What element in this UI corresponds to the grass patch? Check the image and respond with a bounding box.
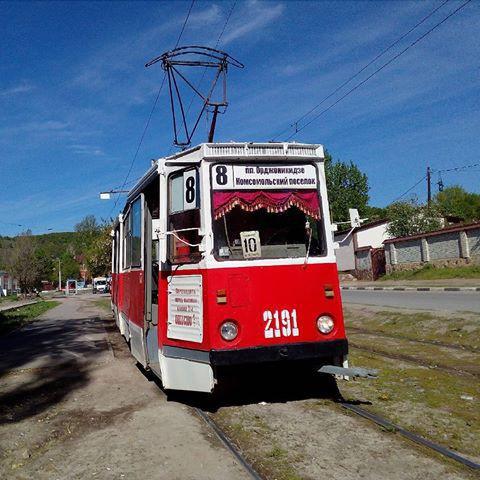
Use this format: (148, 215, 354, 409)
(344, 307, 480, 351)
(0, 294, 18, 304)
(94, 298, 112, 313)
(213, 410, 303, 480)
(0, 300, 60, 335)
(341, 349, 480, 458)
(380, 264, 480, 281)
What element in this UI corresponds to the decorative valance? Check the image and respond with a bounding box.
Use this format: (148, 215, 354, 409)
(213, 190, 320, 220)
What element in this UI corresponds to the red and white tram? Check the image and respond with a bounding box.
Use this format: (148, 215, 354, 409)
(110, 142, 348, 392)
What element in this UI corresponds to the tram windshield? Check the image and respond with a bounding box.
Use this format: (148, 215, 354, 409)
(212, 189, 325, 261)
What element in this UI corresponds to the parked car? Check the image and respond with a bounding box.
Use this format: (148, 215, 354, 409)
(93, 277, 107, 294)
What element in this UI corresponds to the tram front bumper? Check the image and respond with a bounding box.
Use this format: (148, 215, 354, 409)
(210, 339, 348, 367)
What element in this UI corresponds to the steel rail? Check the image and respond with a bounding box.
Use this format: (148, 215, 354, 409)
(193, 407, 263, 480)
(347, 326, 479, 354)
(350, 342, 479, 378)
(341, 403, 480, 470)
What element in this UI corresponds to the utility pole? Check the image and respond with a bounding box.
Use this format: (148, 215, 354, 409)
(427, 166, 431, 206)
(58, 258, 62, 291)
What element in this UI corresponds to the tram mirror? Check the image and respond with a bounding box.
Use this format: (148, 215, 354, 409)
(349, 208, 360, 228)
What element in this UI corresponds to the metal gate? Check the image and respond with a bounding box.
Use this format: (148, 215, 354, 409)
(371, 248, 386, 280)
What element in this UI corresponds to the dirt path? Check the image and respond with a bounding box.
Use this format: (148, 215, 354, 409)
(1, 296, 476, 480)
(0, 295, 250, 480)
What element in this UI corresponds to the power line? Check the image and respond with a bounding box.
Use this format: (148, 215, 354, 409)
(392, 175, 427, 203)
(284, 0, 472, 141)
(108, 0, 196, 217)
(437, 162, 480, 173)
(182, 0, 237, 142)
(271, 0, 451, 141)
(174, 0, 196, 49)
(215, 0, 237, 48)
(166, 1, 237, 158)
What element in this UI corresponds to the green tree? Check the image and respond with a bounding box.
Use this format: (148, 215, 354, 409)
(324, 150, 369, 223)
(35, 248, 54, 283)
(434, 186, 480, 223)
(59, 251, 80, 280)
(9, 231, 42, 293)
(75, 215, 101, 251)
(85, 224, 112, 277)
(364, 205, 388, 222)
(386, 200, 442, 238)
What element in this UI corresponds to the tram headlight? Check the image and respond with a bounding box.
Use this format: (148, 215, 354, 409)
(317, 315, 334, 334)
(220, 321, 238, 341)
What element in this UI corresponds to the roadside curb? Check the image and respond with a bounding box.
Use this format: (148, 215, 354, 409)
(341, 286, 480, 292)
(0, 300, 40, 313)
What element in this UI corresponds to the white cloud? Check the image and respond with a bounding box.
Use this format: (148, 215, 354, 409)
(0, 82, 35, 98)
(187, 4, 222, 27)
(69, 144, 106, 156)
(221, 1, 285, 45)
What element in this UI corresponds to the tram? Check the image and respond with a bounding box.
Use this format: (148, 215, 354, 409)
(110, 142, 348, 392)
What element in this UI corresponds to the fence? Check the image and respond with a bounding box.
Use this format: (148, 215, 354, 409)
(384, 223, 480, 273)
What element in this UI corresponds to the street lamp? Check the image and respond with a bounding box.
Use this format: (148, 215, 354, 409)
(99, 190, 129, 200)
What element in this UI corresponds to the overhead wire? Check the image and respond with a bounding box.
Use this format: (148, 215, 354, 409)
(391, 162, 479, 203)
(391, 175, 427, 203)
(271, 0, 451, 141)
(282, 0, 472, 141)
(108, 0, 196, 218)
(437, 162, 480, 173)
(180, 0, 238, 150)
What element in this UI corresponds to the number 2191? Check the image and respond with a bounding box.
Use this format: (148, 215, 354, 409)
(263, 309, 299, 339)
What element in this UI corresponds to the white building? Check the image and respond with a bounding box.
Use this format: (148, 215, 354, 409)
(334, 219, 392, 279)
(0, 271, 19, 296)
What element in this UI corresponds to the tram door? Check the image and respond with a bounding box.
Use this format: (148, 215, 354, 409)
(144, 192, 161, 377)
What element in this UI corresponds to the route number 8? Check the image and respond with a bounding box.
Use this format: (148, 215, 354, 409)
(216, 165, 228, 186)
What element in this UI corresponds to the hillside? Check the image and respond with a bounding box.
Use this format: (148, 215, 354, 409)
(0, 232, 82, 271)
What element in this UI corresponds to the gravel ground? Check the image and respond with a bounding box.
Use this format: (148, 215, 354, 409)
(0, 295, 476, 480)
(0, 295, 249, 480)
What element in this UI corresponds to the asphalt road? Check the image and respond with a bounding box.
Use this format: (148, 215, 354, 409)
(341, 289, 480, 313)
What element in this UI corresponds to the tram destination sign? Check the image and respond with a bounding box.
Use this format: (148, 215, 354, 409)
(212, 164, 317, 190)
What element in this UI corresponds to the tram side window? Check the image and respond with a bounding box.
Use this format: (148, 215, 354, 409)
(123, 212, 131, 269)
(123, 200, 142, 269)
(131, 198, 142, 267)
(168, 169, 201, 264)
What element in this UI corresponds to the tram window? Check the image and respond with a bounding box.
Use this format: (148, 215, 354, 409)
(123, 211, 131, 269)
(152, 240, 159, 304)
(212, 192, 325, 261)
(131, 198, 142, 267)
(168, 169, 201, 264)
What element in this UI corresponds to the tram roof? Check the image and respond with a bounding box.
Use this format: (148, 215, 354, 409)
(163, 142, 324, 165)
(123, 142, 324, 208)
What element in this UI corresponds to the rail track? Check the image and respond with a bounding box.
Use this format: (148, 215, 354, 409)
(340, 403, 480, 471)
(347, 326, 479, 354)
(349, 342, 480, 378)
(193, 407, 263, 480)
(192, 395, 480, 478)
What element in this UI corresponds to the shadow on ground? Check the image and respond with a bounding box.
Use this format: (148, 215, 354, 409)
(0, 298, 109, 425)
(151, 363, 369, 412)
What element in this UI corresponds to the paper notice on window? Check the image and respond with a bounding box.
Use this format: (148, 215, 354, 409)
(240, 231, 261, 259)
(167, 275, 203, 343)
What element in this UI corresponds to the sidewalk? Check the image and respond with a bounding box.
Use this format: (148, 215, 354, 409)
(0, 299, 40, 313)
(341, 278, 480, 292)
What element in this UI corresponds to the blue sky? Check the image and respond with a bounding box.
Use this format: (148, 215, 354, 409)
(1, 0, 479, 236)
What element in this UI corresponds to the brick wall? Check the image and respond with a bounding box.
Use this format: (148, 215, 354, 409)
(384, 224, 480, 272)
